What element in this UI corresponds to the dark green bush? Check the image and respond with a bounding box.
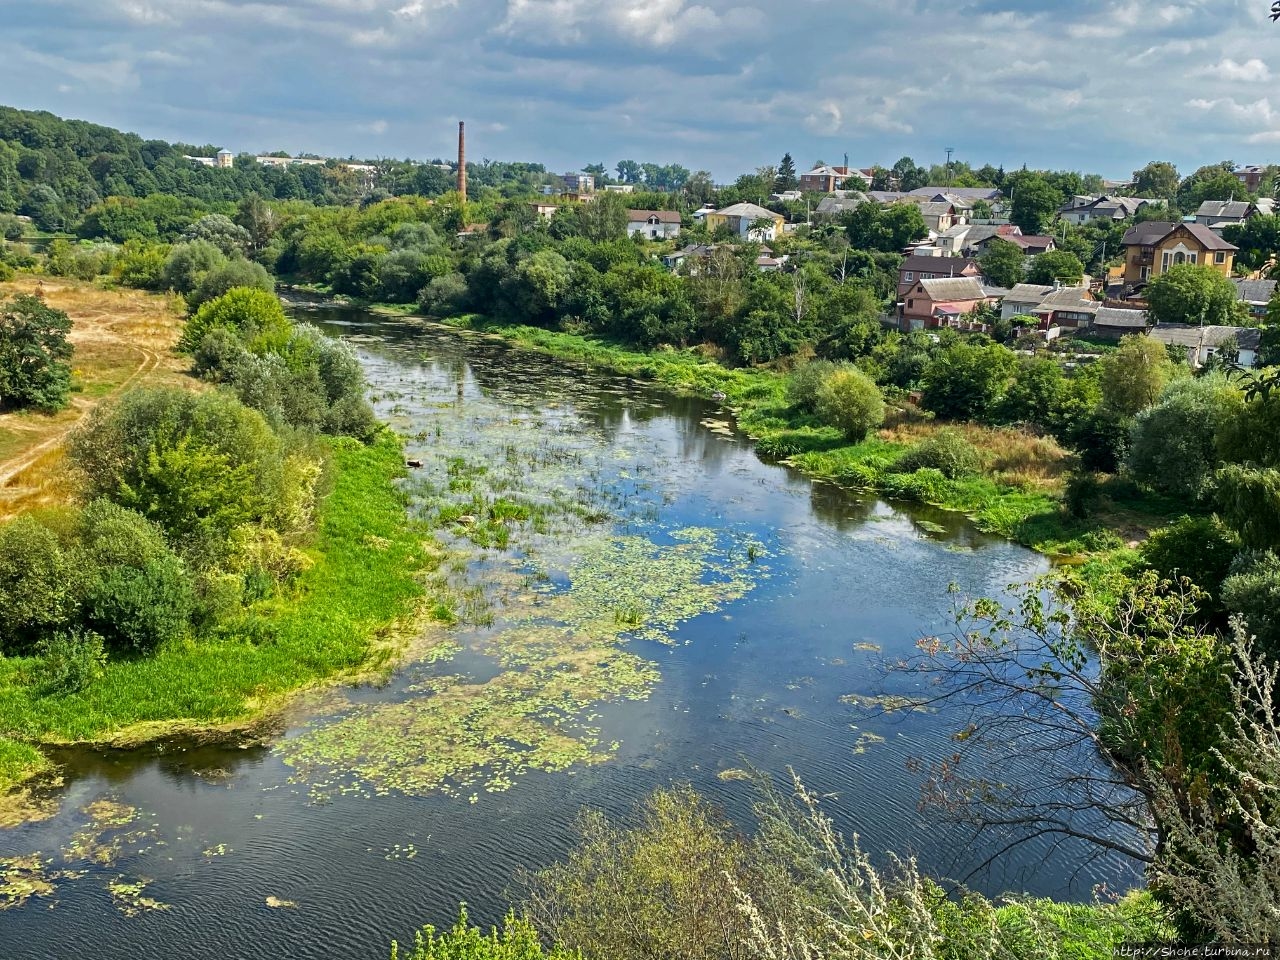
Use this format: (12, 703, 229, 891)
(814, 367, 885, 441)
(894, 430, 982, 480)
(84, 555, 193, 653)
(1222, 552, 1280, 657)
(785, 360, 837, 411)
(1141, 516, 1239, 599)
(34, 629, 107, 692)
(0, 516, 80, 653)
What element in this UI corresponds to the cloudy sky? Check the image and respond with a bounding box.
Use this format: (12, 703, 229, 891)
(3, 0, 1279, 179)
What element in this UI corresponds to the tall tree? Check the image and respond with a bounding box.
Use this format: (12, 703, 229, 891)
(1131, 161, 1181, 200)
(1025, 250, 1085, 286)
(979, 238, 1025, 289)
(1007, 173, 1061, 234)
(1099, 335, 1174, 417)
(0, 294, 74, 412)
(1145, 264, 1241, 327)
(775, 153, 798, 193)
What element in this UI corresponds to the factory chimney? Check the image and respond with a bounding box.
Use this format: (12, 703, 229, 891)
(457, 121, 467, 205)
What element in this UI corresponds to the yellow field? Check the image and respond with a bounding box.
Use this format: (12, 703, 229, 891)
(0, 277, 192, 520)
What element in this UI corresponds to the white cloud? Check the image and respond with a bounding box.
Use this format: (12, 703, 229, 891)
(1200, 58, 1272, 82)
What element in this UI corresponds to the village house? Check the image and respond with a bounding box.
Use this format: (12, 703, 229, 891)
(1233, 278, 1277, 320)
(912, 200, 963, 233)
(1234, 164, 1270, 193)
(799, 165, 865, 192)
(1030, 286, 1100, 332)
(1091, 305, 1150, 340)
(1194, 199, 1266, 231)
(898, 276, 992, 332)
(814, 193, 869, 219)
(1057, 195, 1149, 225)
(602, 184, 635, 193)
(626, 209, 682, 240)
(1000, 283, 1056, 320)
(906, 186, 1002, 203)
(1120, 221, 1237, 285)
(896, 254, 982, 298)
(562, 172, 595, 193)
(1148, 324, 1262, 369)
(972, 233, 1056, 255)
(530, 201, 561, 220)
(704, 202, 786, 241)
(937, 223, 1022, 257)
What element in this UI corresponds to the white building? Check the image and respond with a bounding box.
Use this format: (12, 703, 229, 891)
(626, 209, 682, 240)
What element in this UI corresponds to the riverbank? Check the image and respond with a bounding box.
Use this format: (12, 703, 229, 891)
(0, 431, 439, 800)
(382, 312, 1176, 558)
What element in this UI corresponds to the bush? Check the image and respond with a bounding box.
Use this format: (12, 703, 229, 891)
(181, 286, 290, 353)
(83, 555, 193, 653)
(34, 629, 107, 693)
(894, 430, 983, 479)
(419, 272, 469, 317)
(162, 240, 226, 295)
(814, 367, 885, 441)
(0, 293, 74, 412)
(785, 360, 837, 411)
(391, 908, 579, 960)
(1222, 552, 1280, 657)
(1141, 516, 1239, 599)
(186, 257, 275, 312)
(1064, 470, 1103, 519)
(114, 242, 169, 290)
(0, 516, 80, 652)
(1127, 377, 1242, 500)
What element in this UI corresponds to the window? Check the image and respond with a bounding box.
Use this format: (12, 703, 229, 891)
(908, 299, 915, 308)
(905, 272, 914, 281)
(1216, 251, 1226, 264)
(1188, 253, 1197, 264)
(1173, 252, 1185, 265)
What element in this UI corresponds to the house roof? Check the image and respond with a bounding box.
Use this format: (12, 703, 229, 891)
(1032, 287, 1099, 314)
(1005, 283, 1056, 304)
(1094, 306, 1149, 328)
(1195, 200, 1252, 219)
(714, 202, 779, 220)
(627, 209, 681, 223)
(803, 165, 852, 177)
(1004, 235, 1055, 251)
(900, 254, 980, 277)
(1233, 278, 1278, 305)
(867, 191, 910, 203)
(1121, 220, 1238, 251)
(916, 276, 987, 301)
(915, 201, 956, 217)
(1149, 324, 1262, 351)
(816, 195, 868, 215)
(907, 186, 1002, 201)
(931, 301, 973, 316)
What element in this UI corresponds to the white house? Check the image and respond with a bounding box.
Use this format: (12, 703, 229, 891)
(626, 209, 682, 240)
(1148, 324, 1261, 369)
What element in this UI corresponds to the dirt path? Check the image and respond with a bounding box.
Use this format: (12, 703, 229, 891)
(0, 279, 187, 510)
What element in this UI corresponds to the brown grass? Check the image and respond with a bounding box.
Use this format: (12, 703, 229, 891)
(877, 420, 1072, 491)
(0, 277, 194, 520)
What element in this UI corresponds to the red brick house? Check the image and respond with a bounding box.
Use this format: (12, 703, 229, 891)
(896, 254, 982, 298)
(899, 276, 992, 332)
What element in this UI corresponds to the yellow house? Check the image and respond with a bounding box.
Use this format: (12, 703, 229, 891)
(1120, 221, 1237, 285)
(705, 202, 786, 242)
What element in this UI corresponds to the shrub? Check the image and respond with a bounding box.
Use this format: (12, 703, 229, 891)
(419, 272, 469, 317)
(785, 360, 837, 411)
(0, 516, 80, 652)
(1127, 376, 1242, 500)
(1064, 470, 1103, 519)
(1141, 516, 1239, 599)
(391, 908, 579, 960)
(114, 242, 169, 290)
(186, 258, 275, 312)
(83, 555, 193, 653)
(1222, 552, 1280, 657)
(894, 430, 983, 479)
(814, 367, 885, 441)
(34, 629, 107, 693)
(162, 240, 226, 295)
(180, 286, 290, 354)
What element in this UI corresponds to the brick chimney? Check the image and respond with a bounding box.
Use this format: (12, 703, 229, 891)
(457, 121, 466, 205)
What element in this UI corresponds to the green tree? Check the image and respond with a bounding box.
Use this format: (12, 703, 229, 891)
(979, 238, 1025, 289)
(1127, 376, 1243, 499)
(1178, 164, 1248, 210)
(1025, 250, 1085, 286)
(920, 341, 1017, 420)
(180, 286, 291, 353)
(186, 257, 275, 313)
(814, 366, 884, 440)
(1145, 263, 1241, 327)
(774, 153, 798, 193)
(577, 191, 628, 243)
(180, 214, 251, 258)
(891, 156, 928, 191)
(233, 194, 278, 257)
(0, 516, 81, 652)
(1008, 173, 1061, 234)
(0, 293, 74, 412)
(1132, 161, 1180, 200)
(162, 240, 227, 295)
(1221, 215, 1280, 272)
(1099, 335, 1174, 417)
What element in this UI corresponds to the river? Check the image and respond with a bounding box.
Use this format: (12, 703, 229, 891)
(0, 311, 1141, 958)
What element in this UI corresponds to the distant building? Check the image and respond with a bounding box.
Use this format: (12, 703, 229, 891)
(799, 165, 866, 193)
(1233, 278, 1277, 320)
(626, 209, 682, 240)
(1148, 324, 1261, 369)
(563, 173, 595, 194)
(705, 203, 785, 241)
(899, 276, 992, 332)
(602, 184, 635, 194)
(1234, 165, 1269, 193)
(216, 149, 234, 169)
(896, 254, 981, 298)
(1058, 195, 1150, 225)
(1120, 221, 1237, 284)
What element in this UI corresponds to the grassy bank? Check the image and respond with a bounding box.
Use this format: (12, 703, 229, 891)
(0, 431, 437, 790)
(426, 318, 1159, 556)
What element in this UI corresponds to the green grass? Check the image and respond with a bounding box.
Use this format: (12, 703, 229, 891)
(0, 431, 434, 786)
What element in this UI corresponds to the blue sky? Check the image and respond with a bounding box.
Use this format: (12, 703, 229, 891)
(3, 0, 1279, 180)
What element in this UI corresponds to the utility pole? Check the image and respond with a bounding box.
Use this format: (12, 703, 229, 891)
(945, 146, 954, 185)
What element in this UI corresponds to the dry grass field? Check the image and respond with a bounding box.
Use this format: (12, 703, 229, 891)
(0, 277, 193, 520)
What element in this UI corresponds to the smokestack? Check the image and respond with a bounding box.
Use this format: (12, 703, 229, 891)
(457, 121, 467, 205)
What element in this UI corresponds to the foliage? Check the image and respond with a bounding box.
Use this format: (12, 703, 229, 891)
(1025, 250, 1084, 286)
(180, 214, 251, 258)
(894, 429, 983, 479)
(391, 908, 579, 960)
(1007, 173, 1062, 234)
(1099, 335, 1174, 418)
(1131, 161, 1180, 200)
(1145, 264, 1241, 327)
(180, 285, 291, 353)
(842, 202, 927, 253)
(0, 515, 81, 653)
(785, 359, 838, 412)
(1215, 464, 1280, 552)
(1126, 375, 1242, 499)
(920, 341, 1016, 420)
(813, 366, 884, 441)
(186, 256, 275, 312)
(0, 293, 74, 412)
(1140, 516, 1240, 600)
(33, 629, 107, 693)
(1221, 554, 1280, 656)
(978, 238, 1024, 289)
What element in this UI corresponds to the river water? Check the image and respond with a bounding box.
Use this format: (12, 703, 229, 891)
(1, 312, 1141, 958)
